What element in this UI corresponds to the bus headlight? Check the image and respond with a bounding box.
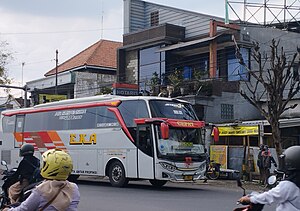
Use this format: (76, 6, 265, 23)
(159, 162, 176, 172)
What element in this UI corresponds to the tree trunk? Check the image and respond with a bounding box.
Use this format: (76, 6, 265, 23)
(270, 121, 283, 158)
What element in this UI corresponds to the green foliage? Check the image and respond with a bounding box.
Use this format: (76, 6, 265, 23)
(168, 68, 183, 91)
(0, 40, 13, 85)
(97, 86, 112, 95)
(193, 69, 208, 92)
(149, 72, 160, 87)
(149, 72, 160, 95)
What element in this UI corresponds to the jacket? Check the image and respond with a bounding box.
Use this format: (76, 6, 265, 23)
(250, 180, 300, 211)
(14, 155, 40, 182)
(8, 180, 80, 211)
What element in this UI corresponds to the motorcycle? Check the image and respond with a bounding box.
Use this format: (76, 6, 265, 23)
(0, 160, 41, 209)
(0, 160, 18, 208)
(233, 175, 277, 211)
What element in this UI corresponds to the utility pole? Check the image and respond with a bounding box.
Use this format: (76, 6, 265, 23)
(55, 49, 58, 95)
(21, 62, 25, 97)
(21, 62, 25, 86)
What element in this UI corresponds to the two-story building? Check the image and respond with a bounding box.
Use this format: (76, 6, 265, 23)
(117, 0, 300, 175)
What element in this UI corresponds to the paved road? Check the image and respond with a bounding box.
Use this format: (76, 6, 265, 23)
(0, 177, 276, 210)
(76, 177, 276, 211)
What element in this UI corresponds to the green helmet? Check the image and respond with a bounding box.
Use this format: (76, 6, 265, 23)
(40, 149, 73, 180)
(19, 144, 34, 156)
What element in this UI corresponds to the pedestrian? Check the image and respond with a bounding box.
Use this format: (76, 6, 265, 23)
(238, 145, 300, 211)
(203, 148, 210, 183)
(257, 144, 265, 184)
(261, 145, 277, 185)
(8, 144, 40, 204)
(4, 148, 80, 211)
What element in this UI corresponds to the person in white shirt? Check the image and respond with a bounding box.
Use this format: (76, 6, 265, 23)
(239, 146, 300, 211)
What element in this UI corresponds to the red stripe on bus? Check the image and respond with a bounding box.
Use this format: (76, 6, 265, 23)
(134, 118, 205, 128)
(38, 131, 53, 143)
(108, 107, 134, 143)
(3, 100, 121, 116)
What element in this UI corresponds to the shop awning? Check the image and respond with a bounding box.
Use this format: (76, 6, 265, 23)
(157, 34, 221, 52)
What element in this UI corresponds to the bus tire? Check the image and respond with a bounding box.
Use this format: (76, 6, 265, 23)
(108, 160, 128, 187)
(149, 179, 167, 187)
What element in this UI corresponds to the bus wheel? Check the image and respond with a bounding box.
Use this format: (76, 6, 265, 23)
(108, 160, 128, 187)
(149, 179, 167, 187)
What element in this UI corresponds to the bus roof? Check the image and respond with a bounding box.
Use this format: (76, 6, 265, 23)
(1, 95, 190, 116)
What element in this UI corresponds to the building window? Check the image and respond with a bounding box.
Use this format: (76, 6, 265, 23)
(139, 46, 165, 93)
(227, 48, 249, 81)
(150, 11, 159, 26)
(221, 104, 234, 120)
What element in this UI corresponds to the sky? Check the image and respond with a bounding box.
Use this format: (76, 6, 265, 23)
(0, 0, 229, 97)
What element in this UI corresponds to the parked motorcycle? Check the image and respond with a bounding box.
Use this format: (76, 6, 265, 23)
(0, 160, 41, 209)
(233, 175, 278, 211)
(0, 160, 18, 208)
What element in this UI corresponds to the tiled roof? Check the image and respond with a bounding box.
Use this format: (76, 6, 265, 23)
(44, 39, 122, 76)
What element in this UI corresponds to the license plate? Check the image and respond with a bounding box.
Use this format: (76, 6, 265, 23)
(183, 175, 193, 181)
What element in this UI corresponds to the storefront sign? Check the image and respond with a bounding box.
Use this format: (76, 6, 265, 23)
(216, 126, 259, 136)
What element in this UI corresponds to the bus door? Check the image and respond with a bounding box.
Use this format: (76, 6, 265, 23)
(136, 125, 154, 179)
(15, 115, 25, 147)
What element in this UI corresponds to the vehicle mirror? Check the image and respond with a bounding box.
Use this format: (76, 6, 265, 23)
(212, 127, 219, 142)
(267, 175, 277, 185)
(160, 122, 169, 140)
(1, 160, 7, 166)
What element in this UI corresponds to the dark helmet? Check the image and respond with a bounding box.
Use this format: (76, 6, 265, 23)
(279, 146, 300, 173)
(19, 144, 34, 156)
(264, 145, 269, 151)
(259, 144, 264, 151)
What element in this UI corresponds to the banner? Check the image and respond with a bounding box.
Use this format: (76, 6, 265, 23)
(215, 126, 259, 136)
(210, 145, 227, 169)
(39, 94, 67, 103)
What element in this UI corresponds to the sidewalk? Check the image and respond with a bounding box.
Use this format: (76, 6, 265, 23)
(79, 175, 265, 192)
(196, 179, 267, 192)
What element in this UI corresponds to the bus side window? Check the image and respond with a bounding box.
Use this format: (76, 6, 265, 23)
(137, 126, 152, 157)
(2, 116, 16, 133)
(118, 100, 149, 127)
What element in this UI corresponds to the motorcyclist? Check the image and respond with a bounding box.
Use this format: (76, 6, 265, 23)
(239, 145, 300, 211)
(8, 144, 40, 204)
(4, 148, 80, 211)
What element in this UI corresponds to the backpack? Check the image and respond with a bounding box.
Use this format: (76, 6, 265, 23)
(257, 150, 263, 168)
(25, 159, 42, 184)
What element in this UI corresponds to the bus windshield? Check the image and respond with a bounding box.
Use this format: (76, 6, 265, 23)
(149, 100, 198, 120)
(156, 126, 205, 161)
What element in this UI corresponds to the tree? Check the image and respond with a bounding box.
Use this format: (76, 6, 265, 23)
(168, 68, 183, 95)
(236, 39, 300, 156)
(0, 40, 13, 88)
(149, 72, 160, 95)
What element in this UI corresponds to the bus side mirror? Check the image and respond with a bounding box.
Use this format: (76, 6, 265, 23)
(160, 122, 169, 140)
(212, 127, 219, 142)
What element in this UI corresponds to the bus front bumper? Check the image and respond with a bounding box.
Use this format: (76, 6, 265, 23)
(157, 161, 206, 182)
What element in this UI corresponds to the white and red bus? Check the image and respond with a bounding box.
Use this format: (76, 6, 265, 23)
(0, 95, 207, 187)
